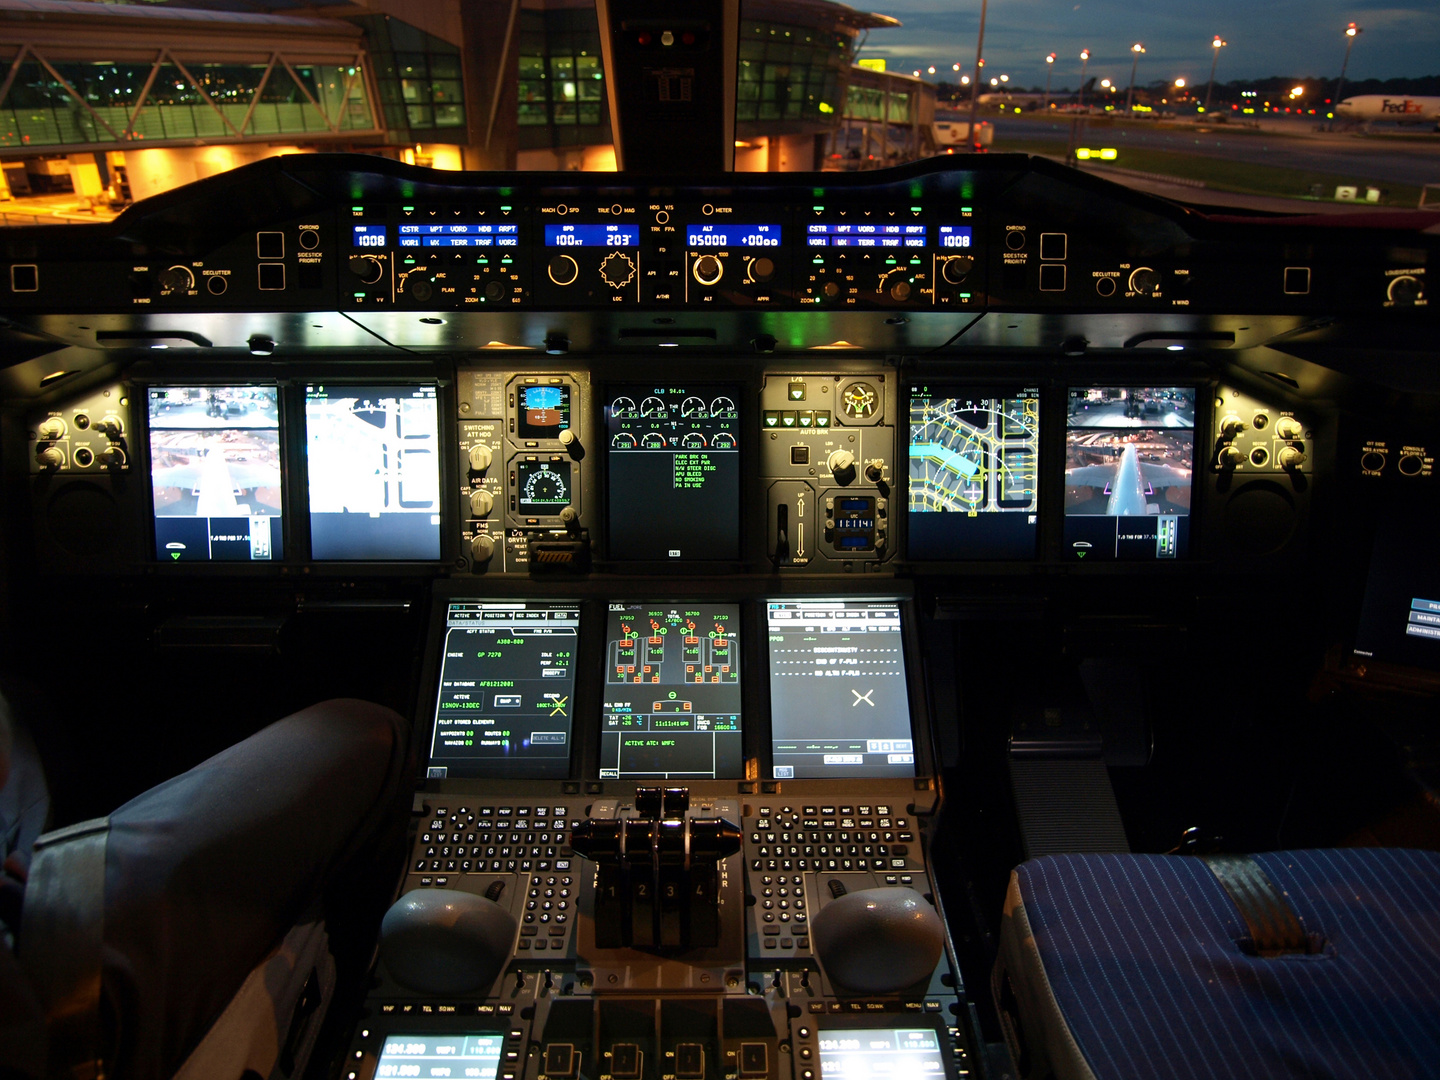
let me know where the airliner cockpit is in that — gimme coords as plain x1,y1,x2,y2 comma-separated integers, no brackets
2,4,1439,1079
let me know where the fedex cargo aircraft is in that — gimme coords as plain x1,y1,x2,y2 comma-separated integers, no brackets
1335,94,1440,129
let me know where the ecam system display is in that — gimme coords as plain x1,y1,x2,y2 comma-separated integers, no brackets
606,386,741,560
767,600,915,779
428,601,579,779
601,603,743,779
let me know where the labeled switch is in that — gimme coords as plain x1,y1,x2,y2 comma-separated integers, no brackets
256,231,285,259
791,445,810,465
1038,263,1067,292
610,1043,641,1079
543,1044,577,1078
675,1042,705,1078
1039,232,1068,260
739,1043,768,1078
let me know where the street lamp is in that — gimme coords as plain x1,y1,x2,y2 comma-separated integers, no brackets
1334,22,1361,120
1044,53,1056,109
1203,36,1226,113
1126,43,1145,112
1079,49,1090,109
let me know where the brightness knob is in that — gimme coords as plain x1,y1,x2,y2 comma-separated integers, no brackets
1278,445,1306,470
1275,416,1302,440
1217,445,1244,469
36,445,63,469
1128,266,1160,295
1219,415,1246,438
36,417,66,440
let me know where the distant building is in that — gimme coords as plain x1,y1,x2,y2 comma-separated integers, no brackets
0,0,935,209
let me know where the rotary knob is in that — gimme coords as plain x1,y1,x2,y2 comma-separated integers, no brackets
1277,445,1306,470
547,255,579,286
750,256,775,282
99,445,126,468
889,280,912,302
1388,275,1423,305
827,449,857,483
1398,455,1423,477
36,445,64,469
158,266,194,292
693,255,723,286
1219,415,1246,438
1217,445,1244,469
484,280,507,301
36,416,66,440
348,255,384,284
408,276,434,302
1129,267,1160,295
941,255,975,284
469,489,494,517
96,417,123,439
821,281,841,300
1275,417,1302,440
470,533,496,563
468,444,493,472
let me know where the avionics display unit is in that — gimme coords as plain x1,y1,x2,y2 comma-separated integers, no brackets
305,384,442,560
767,599,915,779
428,601,580,779
600,602,743,779
605,386,741,561
907,386,1039,559
1354,502,1440,673
148,385,283,562
817,1026,948,1077
1064,387,1196,560
373,1034,503,1080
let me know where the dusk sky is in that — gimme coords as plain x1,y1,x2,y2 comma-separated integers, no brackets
851,0,1439,90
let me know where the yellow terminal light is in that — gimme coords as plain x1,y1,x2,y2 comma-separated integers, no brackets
857,58,886,72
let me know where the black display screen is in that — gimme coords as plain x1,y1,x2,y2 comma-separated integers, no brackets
908,386,1039,559
375,1035,503,1080
767,600,914,779
606,386,741,561
305,384,441,560
149,386,283,562
601,603,743,779
1354,502,1440,672
1064,387,1195,560
516,383,571,439
428,601,579,779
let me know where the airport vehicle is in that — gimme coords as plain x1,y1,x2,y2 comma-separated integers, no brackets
2,8,1439,1080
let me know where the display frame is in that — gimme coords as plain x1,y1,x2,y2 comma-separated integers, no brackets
805,1017,961,1080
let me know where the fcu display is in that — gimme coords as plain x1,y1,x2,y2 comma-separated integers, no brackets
768,600,914,779
606,387,741,560
1064,387,1195,560
908,386,1039,559
601,603,742,779
305,385,441,560
374,1035,503,1080
148,385,282,562
818,1028,947,1078
429,601,579,779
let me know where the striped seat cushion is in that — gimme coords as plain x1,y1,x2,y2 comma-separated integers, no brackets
995,849,1440,1080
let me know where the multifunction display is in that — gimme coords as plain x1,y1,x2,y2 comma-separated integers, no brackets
429,602,579,779
606,386,741,560
767,600,914,779
818,1028,947,1078
1065,387,1195,560
305,384,441,560
517,383,571,439
908,386,1040,559
601,603,743,780
149,386,282,562
375,1035,503,1080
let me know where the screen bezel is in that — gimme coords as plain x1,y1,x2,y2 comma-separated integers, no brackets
810,1018,960,1080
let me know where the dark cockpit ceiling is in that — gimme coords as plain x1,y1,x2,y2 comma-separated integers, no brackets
3,147,1440,1080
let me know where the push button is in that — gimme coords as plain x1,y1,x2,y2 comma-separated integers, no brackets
739,1043,768,1077
544,1044,577,1078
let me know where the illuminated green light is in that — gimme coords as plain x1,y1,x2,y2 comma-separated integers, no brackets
351,205,363,212
961,207,972,213
500,205,512,211
353,292,366,298
885,256,897,265
812,205,824,211
402,205,414,211
910,206,922,212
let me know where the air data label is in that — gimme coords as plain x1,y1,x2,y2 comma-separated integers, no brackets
429,602,579,779
601,604,742,779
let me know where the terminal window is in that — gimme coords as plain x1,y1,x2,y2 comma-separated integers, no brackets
601,603,743,779
768,600,915,779
149,385,282,562
429,601,579,779
606,386,741,560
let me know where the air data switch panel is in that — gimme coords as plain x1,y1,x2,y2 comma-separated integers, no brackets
908,387,1039,559
768,600,915,779
606,386,741,560
429,601,579,779
149,386,282,562
1065,387,1195,560
305,385,441,560
601,603,743,780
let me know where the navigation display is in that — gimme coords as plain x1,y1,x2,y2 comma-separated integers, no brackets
516,459,572,516
818,1028,947,1078
305,385,441,560
908,386,1039,559
149,386,282,562
375,1034,503,1080
601,603,742,779
606,386,741,561
429,601,579,779
767,601,914,779
1065,387,1195,560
